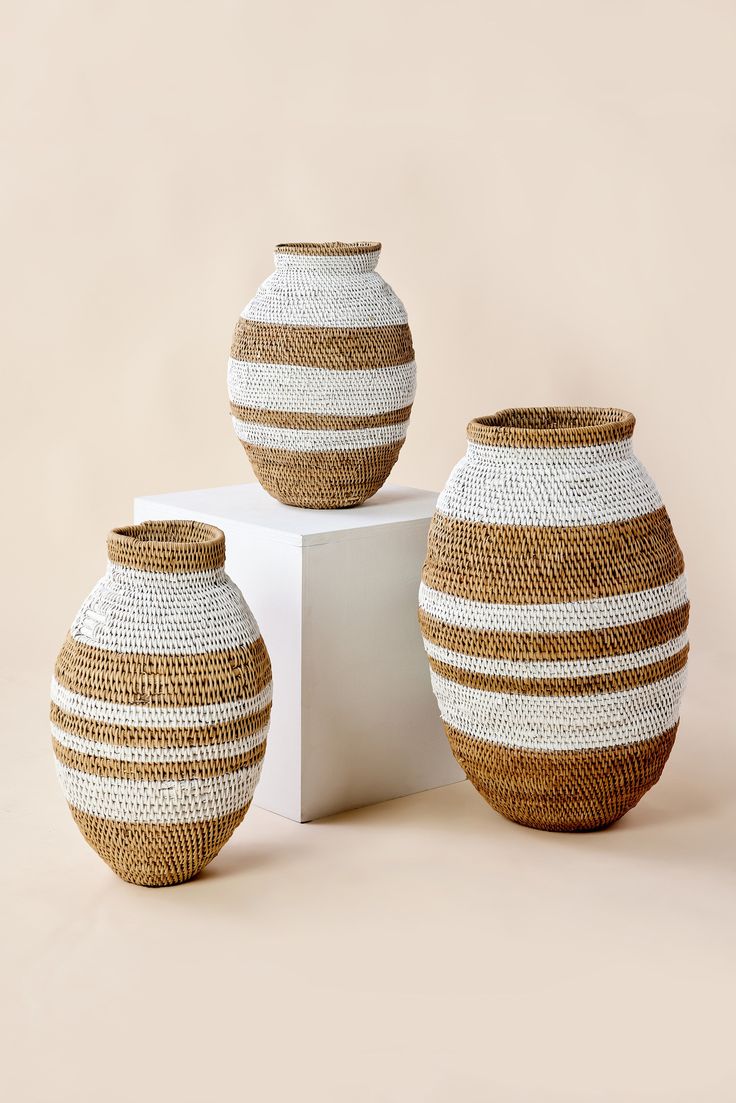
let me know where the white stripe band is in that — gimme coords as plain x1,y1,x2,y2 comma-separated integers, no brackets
56,761,262,823
418,574,688,635
423,631,689,680
232,417,409,453
431,667,686,751
242,271,407,327
51,722,268,763
51,678,273,730
70,564,262,655
228,359,416,415
437,442,663,527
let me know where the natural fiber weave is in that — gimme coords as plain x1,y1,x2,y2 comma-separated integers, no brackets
419,407,689,832
228,242,416,508
51,521,272,885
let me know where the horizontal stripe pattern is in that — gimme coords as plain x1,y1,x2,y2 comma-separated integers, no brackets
424,507,684,604
232,416,409,453
230,402,412,431
430,667,687,752
50,700,271,750
230,320,414,370
52,734,266,782
440,440,662,527
51,720,268,763
57,761,261,823
228,359,416,415
71,565,262,655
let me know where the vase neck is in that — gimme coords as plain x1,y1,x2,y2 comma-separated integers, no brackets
274,241,381,274
467,407,636,451
107,521,225,574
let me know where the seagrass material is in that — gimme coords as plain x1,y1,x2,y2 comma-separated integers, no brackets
419,407,689,832
51,520,272,885
228,241,416,508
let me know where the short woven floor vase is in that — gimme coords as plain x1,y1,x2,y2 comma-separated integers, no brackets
419,408,689,832
227,241,416,508
51,521,272,886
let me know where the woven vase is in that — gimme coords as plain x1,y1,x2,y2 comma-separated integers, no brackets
419,408,689,832
228,241,416,509
51,521,272,886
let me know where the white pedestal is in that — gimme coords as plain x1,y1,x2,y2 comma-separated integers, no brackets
133,483,463,821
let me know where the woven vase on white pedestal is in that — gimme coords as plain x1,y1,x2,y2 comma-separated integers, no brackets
51,521,272,886
419,407,689,832
228,241,416,509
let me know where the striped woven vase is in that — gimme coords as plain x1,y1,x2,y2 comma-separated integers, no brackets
419,408,689,832
51,521,272,885
228,241,416,509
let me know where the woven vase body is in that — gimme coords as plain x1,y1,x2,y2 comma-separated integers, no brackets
419,408,689,832
228,241,416,508
51,521,272,886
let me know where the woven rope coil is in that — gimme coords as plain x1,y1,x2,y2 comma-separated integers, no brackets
419,407,689,831
228,241,416,508
51,521,272,885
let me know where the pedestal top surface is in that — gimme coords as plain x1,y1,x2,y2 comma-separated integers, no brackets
135,483,438,545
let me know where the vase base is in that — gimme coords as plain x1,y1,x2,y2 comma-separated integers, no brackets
69,804,250,886
446,724,678,832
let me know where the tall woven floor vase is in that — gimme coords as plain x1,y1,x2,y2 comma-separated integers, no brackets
228,241,416,509
419,408,689,832
51,521,273,886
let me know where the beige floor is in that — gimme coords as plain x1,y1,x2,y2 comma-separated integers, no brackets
2,664,734,1103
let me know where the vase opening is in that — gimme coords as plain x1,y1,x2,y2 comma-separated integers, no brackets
467,406,636,448
107,520,226,573
273,241,381,273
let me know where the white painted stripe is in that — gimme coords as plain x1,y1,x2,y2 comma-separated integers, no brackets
423,631,689,680
51,722,268,763
232,417,409,453
437,441,662,527
51,678,273,730
56,761,262,823
430,667,686,751
227,359,416,415
242,271,408,327
418,574,688,635
70,564,262,655
273,250,380,274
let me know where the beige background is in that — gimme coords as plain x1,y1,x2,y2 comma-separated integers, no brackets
1,2,734,1100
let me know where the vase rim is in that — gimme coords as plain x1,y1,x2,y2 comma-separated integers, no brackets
274,241,381,256
467,407,636,448
107,520,226,573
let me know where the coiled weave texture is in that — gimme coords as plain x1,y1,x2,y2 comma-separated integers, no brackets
228,242,416,509
51,521,272,885
419,408,689,832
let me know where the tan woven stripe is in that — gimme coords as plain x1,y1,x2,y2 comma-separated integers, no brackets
107,521,225,573
50,701,271,749
53,736,265,782
230,319,414,370
243,439,404,509
467,407,635,449
275,241,380,256
446,723,677,831
428,644,688,696
424,507,684,604
230,402,413,431
54,635,272,707
418,603,690,662
70,805,250,885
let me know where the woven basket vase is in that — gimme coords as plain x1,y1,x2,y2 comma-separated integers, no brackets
419,408,689,832
228,241,416,508
51,521,272,886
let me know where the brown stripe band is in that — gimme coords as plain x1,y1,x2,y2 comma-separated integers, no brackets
54,636,272,707
446,723,678,831
50,701,271,750
428,644,688,696
230,403,412,431
275,241,380,256
423,506,684,604
230,319,414,370
53,736,266,782
467,407,635,449
108,521,225,573
418,603,690,663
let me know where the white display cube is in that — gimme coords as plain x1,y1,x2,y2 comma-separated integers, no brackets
133,483,463,821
